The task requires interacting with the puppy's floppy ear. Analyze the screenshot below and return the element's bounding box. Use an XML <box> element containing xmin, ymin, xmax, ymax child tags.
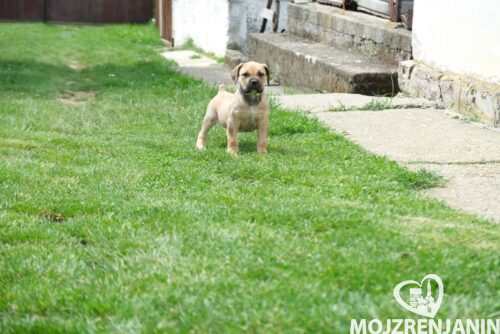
<box><xmin>231</xmin><ymin>63</ymin><xmax>243</xmax><ymax>83</ymax></box>
<box><xmin>263</xmin><ymin>64</ymin><xmax>270</xmax><ymax>86</ymax></box>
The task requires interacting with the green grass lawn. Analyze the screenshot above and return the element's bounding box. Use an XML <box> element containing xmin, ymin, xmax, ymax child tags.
<box><xmin>0</xmin><ymin>24</ymin><xmax>498</xmax><ymax>333</ymax></box>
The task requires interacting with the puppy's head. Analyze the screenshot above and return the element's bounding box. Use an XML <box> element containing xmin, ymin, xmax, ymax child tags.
<box><xmin>231</xmin><ymin>61</ymin><xmax>270</xmax><ymax>94</ymax></box>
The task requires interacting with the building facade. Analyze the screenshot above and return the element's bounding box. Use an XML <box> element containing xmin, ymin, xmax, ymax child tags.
<box><xmin>172</xmin><ymin>0</ymin><xmax>289</xmax><ymax>57</ymax></box>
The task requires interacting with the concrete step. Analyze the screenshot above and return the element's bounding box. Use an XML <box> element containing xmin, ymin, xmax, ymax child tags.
<box><xmin>249</xmin><ymin>32</ymin><xmax>398</xmax><ymax>95</ymax></box>
<box><xmin>162</xmin><ymin>50</ymin><xmax>313</xmax><ymax>96</ymax></box>
<box><xmin>287</xmin><ymin>2</ymin><xmax>411</xmax><ymax>64</ymax></box>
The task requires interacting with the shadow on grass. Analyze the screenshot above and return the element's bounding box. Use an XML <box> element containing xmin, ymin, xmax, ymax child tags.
<box><xmin>0</xmin><ymin>59</ymin><xmax>199</xmax><ymax>97</ymax></box>
<box><xmin>0</xmin><ymin>60</ymin><xmax>77</xmax><ymax>96</ymax></box>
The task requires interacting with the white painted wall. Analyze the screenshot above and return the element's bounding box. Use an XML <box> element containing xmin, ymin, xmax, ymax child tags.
<box><xmin>173</xmin><ymin>0</ymin><xmax>289</xmax><ymax>56</ymax></box>
<box><xmin>172</xmin><ymin>0</ymin><xmax>229</xmax><ymax>57</ymax></box>
<box><xmin>412</xmin><ymin>0</ymin><xmax>500</xmax><ymax>84</ymax></box>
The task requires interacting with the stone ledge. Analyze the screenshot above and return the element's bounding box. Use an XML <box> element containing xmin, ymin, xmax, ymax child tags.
<box><xmin>250</xmin><ymin>32</ymin><xmax>399</xmax><ymax>95</ymax></box>
<box><xmin>399</xmin><ymin>60</ymin><xmax>500</xmax><ymax>126</ymax></box>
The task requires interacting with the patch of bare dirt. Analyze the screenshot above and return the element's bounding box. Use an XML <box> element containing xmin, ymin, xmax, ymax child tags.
<box><xmin>69</xmin><ymin>60</ymin><xmax>86</xmax><ymax>70</ymax></box>
<box><xmin>0</xmin><ymin>138</ymin><xmax>36</xmax><ymax>150</ymax></box>
<box><xmin>42</xmin><ymin>212</ymin><xmax>65</xmax><ymax>224</ymax></box>
<box><xmin>57</xmin><ymin>91</ymin><xmax>96</xmax><ymax>106</ymax></box>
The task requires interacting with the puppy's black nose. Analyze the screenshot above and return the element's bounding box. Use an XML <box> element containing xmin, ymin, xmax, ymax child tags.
<box><xmin>250</xmin><ymin>79</ymin><xmax>258</xmax><ymax>85</ymax></box>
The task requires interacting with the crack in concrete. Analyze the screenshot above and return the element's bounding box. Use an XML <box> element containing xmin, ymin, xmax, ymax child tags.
<box><xmin>405</xmin><ymin>160</ymin><xmax>500</xmax><ymax>165</ymax></box>
<box><xmin>320</xmin><ymin>103</ymin><xmax>442</xmax><ymax>112</ymax></box>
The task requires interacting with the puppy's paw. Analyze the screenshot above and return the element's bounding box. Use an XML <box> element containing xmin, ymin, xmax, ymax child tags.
<box><xmin>196</xmin><ymin>140</ymin><xmax>206</xmax><ymax>150</ymax></box>
<box><xmin>257</xmin><ymin>146</ymin><xmax>267</xmax><ymax>154</ymax></box>
<box><xmin>226</xmin><ymin>148</ymin><xmax>239</xmax><ymax>155</ymax></box>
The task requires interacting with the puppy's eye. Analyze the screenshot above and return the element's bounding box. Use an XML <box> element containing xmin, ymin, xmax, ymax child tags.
<box><xmin>241</xmin><ymin>73</ymin><xmax>249</xmax><ymax>77</ymax></box>
<box><xmin>257</xmin><ymin>72</ymin><xmax>264</xmax><ymax>77</ymax></box>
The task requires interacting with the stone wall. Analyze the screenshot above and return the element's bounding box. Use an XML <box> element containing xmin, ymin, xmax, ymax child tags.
<box><xmin>399</xmin><ymin>61</ymin><xmax>500</xmax><ymax>126</ymax></box>
<box><xmin>228</xmin><ymin>0</ymin><xmax>289</xmax><ymax>54</ymax></box>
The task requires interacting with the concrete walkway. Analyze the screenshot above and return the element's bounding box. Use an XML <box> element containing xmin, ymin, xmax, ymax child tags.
<box><xmin>162</xmin><ymin>50</ymin><xmax>500</xmax><ymax>222</ymax></box>
<box><xmin>280</xmin><ymin>97</ymin><xmax>500</xmax><ymax>222</ymax></box>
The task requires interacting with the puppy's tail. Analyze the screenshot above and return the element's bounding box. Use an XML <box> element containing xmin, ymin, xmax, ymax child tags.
<box><xmin>218</xmin><ymin>84</ymin><xmax>225</xmax><ymax>92</ymax></box>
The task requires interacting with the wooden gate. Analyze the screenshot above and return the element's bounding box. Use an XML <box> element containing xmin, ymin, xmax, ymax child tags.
<box><xmin>156</xmin><ymin>0</ymin><xmax>173</xmax><ymax>46</ymax></box>
<box><xmin>0</xmin><ymin>0</ymin><xmax>153</xmax><ymax>23</ymax></box>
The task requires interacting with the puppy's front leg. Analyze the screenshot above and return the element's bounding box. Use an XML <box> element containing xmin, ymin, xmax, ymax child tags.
<box><xmin>226</xmin><ymin>117</ymin><xmax>239</xmax><ymax>155</ymax></box>
<box><xmin>257</xmin><ymin>119</ymin><xmax>268</xmax><ymax>153</ymax></box>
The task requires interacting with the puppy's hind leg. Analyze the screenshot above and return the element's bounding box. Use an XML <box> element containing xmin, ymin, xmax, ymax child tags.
<box><xmin>196</xmin><ymin>106</ymin><xmax>218</xmax><ymax>150</ymax></box>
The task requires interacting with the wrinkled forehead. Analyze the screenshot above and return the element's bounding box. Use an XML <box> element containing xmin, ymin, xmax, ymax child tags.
<box><xmin>240</xmin><ymin>62</ymin><xmax>266</xmax><ymax>75</ymax></box>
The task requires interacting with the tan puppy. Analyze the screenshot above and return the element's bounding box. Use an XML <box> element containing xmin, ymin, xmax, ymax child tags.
<box><xmin>196</xmin><ymin>61</ymin><xmax>270</xmax><ymax>154</ymax></box>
